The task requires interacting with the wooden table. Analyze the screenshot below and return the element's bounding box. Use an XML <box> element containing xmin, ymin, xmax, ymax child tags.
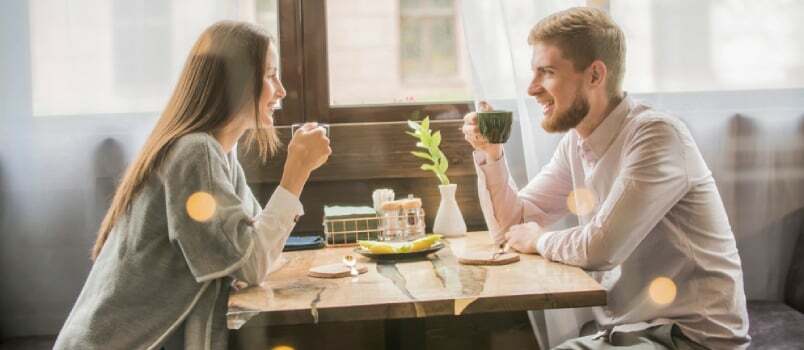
<box><xmin>228</xmin><ymin>231</ymin><xmax>606</xmax><ymax>330</ymax></box>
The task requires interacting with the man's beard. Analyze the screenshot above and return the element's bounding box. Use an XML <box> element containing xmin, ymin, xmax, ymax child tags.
<box><xmin>541</xmin><ymin>87</ymin><xmax>590</xmax><ymax>133</ymax></box>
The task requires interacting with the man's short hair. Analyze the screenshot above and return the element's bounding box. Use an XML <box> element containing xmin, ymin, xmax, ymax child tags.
<box><xmin>528</xmin><ymin>7</ymin><xmax>625</xmax><ymax>98</ymax></box>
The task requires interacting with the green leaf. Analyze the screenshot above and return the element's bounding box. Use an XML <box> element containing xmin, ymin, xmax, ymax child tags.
<box><xmin>432</xmin><ymin>130</ymin><xmax>442</xmax><ymax>147</ymax></box>
<box><xmin>436</xmin><ymin>150</ymin><xmax>449</xmax><ymax>172</ymax></box>
<box><xmin>411</xmin><ymin>151</ymin><xmax>433</xmax><ymax>161</ymax></box>
<box><xmin>419</xmin><ymin>129</ymin><xmax>430</xmax><ymax>144</ymax></box>
<box><xmin>434</xmin><ymin>148</ymin><xmax>444</xmax><ymax>160</ymax></box>
<box><xmin>427</xmin><ymin>149</ymin><xmax>438</xmax><ymax>160</ymax></box>
<box><xmin>437</xmin><ymin>173</ymin><xmax>450</xmax><ymax>186</ymax></box>
<box><xmin>440</xmin><ymin>157</ymin><xmax>449</xmax><ymax>173</ymax></box>
<box><xmin>406</xmin><ymin>115</ymin><xmax>451</xmax><ymax>185</ymax></box>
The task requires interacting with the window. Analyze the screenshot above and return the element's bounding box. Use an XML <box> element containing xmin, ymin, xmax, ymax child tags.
<box><xmin>254</xmin><ymin>0</ymin><xmax>283</xmax><ymax>112</ymax></box>
<box><xmin>610</xmin><ymin>0</ymin><xmax>804</xmax><ymax>93</ymax></box>
<box><xmin>30</xmin><ymin>0</ymin><xmax>471</xmax><ymax>122</ymax></box>
<box><xmin>400</xmin><ymin>0</ymin><xmax>460</xmax><ymax>81</ymax></box>
<box><xmin>323</xmin><ymin>0</ymin><xmax>472</xmax><ymax>119</ymax></box>
<box><xmin>29</xmin><ymin>0</ymin><xmax>278</xmax><ymax>117</ymax></box>
<box><xmin>256</xmin><ymin>0</ymin><xmax>279</xmax><ymax>36</ymax></box>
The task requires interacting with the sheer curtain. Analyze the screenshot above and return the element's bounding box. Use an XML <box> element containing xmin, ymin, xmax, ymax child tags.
<box><xmin>459</xmin><ymin>0</ymin><xmax>804</xmax><ymax>347</ymax></box>
<box><xmin>0</xmin><ymin>0</ymin><xmax>270</xmax><ymax>337</ymax></box>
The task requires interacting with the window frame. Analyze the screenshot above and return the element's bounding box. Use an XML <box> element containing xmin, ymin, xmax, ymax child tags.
<box><xmin>271</xmin><ymin>0</ymin><xmax>305</xmax><ymax>126</ymax></box>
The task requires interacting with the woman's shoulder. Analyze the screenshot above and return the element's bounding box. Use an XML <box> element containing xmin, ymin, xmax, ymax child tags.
<box><xmin>172</xmin><ymin>132</ymin><xmax>223</xmax><ymax>153</ymax></box>
<box><xmin>162</xmin><ymin>132</ymin><xmax>227</xmax><ymax>170</ymax></box>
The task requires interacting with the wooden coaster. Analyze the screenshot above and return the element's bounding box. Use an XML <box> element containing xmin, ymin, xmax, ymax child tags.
<box><xmin>308</xmin><ymin>263</ymin><xmax>369</xmax><ymax>278</ymax></box>
<box><xmin>458</xmin><ymin>251</ymin><xmax>520</xmax><ymax>266</ymax></box>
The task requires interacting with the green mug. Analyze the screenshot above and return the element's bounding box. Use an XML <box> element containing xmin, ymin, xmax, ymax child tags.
<box><xmin>478</xmin><ymin>110</ymin><xmax>513</xmax><ymax>144</ymax></box>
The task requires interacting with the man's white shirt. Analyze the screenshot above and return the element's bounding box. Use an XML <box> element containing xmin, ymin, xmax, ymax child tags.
<box><xmin>474</xmin><ymin>96</ymin><xmax>750</xmax><ymax>349</ymax></box>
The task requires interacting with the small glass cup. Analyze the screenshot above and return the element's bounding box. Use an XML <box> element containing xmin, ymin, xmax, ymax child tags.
<box><xmin>291</xmin><ymin>122</ymin><xmax>330</xmax><ymax>138</ymax></box>
<box><xmin>372</xmin><ymin>188</ymin><xmax>395</xmax><ymax>214</ymax></box>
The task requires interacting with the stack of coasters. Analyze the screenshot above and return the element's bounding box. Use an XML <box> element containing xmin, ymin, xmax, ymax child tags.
<box><xmin>323</xmin><ymin>205</ymin><xmax>381</xmax><ymax>245</ymax></box>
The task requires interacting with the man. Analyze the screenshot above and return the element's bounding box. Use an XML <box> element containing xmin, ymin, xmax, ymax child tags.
<box><xmin>462</xmin><ymin>7</ymin><xmax>749</xmax><ymax>350</ymax></box>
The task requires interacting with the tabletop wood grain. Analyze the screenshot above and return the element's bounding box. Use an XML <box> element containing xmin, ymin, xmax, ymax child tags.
<box><xmin>227</xmin><ymin>231</ymin><xmax>606</xmax><ymax>329</ymax></box>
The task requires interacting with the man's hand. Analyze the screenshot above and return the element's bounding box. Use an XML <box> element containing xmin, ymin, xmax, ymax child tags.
<box><xmin>462</xmin><ymin>101</ymin><xmax>503</xmax><ymax>161</ymax></box>
<box><xmin>504</xmin><ymin>222</ymin><xmax>546</xmax><ymax>254</ymax></box>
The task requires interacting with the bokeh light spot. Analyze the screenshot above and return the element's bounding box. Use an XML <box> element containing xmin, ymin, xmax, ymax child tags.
<box><xmin>567</xmin><ymin>188</ymin><xmax>598</xmax><ymax>216</ymax></box>
<box><xmin>649</xmin><ymin>277</ymin><xmax>677</xmax><ymax>305</ymax></box>
<box><xmin>186</xmin><ymin>192</ymin><xmax>216</xmax><ymax>222</ymax></box>
<box><xmin>272</xmin><ymin>346</ymin><xmax>295</xmax><ymax>350</ymax></box>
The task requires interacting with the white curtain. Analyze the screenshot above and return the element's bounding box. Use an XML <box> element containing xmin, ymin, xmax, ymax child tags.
<box><xmin>0</xmin><ymin>0</ymin><xmax>268</xmax><ymax>337</ymax></box>
<box><xmin>459</xmin><ymin>0</ymin><xmax>804</xmax><ymax>348</ymax></box>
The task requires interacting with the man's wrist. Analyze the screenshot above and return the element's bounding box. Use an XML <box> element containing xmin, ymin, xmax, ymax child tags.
<box><xmin>530</xmin><ymin>238</ymin><xmax>541</xmax><ymax>254</ymax></box>
<box><xmin>531</xmin><ymin>231</ymin><xmax>550</xmax><ymax>255</ymax></box>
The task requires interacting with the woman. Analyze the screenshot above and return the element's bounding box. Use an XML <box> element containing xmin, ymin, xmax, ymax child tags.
<box><xmin>54</xmin><ymin>21</ymin><xmax>330</xmax><ymax>349</ymax></box>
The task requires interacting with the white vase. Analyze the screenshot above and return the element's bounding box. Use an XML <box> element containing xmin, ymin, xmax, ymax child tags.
<box><xmin>433</xmin><ymin>184</ymin><xmax>467</xmax><ymax>237</ymax></box>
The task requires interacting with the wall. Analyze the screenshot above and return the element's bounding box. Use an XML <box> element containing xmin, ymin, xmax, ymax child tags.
<box><xmin>0</xmin><ymin>0</ymin><xmax>158</xmax><ymax>338</ymax></box>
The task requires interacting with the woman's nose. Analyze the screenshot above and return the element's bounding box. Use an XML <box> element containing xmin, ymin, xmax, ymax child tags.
<box><xmin>276</xmin><ymin>81</ymin><xmax>287</xmax><ymax>98</ymax></box>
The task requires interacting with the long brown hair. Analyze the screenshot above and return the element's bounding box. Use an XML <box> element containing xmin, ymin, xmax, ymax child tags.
<box><xmin>92</xmin><ymin>21</ymin><xmax>279</xmax><ymax>260</ymax></box>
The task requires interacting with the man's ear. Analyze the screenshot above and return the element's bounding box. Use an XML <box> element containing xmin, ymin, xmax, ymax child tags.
<box><xmin>588</xmin><ymin>60</ymin><xmax>607</xmax><ymax>87</ymax></box>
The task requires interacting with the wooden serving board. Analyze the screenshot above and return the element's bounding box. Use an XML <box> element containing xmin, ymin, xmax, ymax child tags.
<box><xmin>458</xmin><ymin>251</ymin><xmax>520</xmax><ymax>266</ymax></box>
<box><xmin>308</xmin><ymin>263</ymin><xmax>369</xmax><ymax>278</ymax></box>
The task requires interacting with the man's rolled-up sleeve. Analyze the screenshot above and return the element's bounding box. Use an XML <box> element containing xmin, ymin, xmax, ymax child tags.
<box><xmin>475</xmin><ymin>136</ymin><xmax>574</xmax><ymax>243</ymax></box>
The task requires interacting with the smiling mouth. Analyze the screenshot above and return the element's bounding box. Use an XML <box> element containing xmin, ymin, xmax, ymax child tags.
<box><xmin>538</xmin><ymin>100</ymin><xmax>555</xmax><ymax>114</ymax></box>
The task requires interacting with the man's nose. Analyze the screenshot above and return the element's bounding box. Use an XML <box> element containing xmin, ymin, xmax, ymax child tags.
<box><xmin>527</xmin><ymin>79</ymin><xmax>543</xmax><ymax>97</ymax></box>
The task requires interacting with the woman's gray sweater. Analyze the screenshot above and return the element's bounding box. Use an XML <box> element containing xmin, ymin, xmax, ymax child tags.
<box><xmin>54</xmin><ymin>133</ymin><xmax>302</xmax><ymax>349</ymax></box>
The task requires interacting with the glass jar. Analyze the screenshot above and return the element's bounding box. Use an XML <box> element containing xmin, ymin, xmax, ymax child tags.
<box><xmin>403</xmin><ymin>207</ymin><xmax>425</xmax><ymax>241</ymax></box>
<box><xmin>401</xmin><ymin>197</ymin><xmax>425</xmax><ymax>240</ymax></box>
<box><xmin>380</xmin><ymin>201</ymin><xmax>404</xmax><ymax>241</ymax></box>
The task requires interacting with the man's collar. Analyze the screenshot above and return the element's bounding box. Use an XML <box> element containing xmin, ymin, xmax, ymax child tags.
<box><xmin>576</xmin><ymin>94</ymin><xmax>631</xmax><ymax>160</ymax></box>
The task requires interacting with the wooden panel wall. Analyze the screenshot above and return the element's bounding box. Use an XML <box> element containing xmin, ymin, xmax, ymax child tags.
<box><xmin>239</xmin><ymin>120</ymin><xmax>487</xmax><ymax>234</ymax></box>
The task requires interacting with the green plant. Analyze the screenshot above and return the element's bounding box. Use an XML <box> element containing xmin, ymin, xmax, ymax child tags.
<box><xmin>407</xmin><ymin>117</ymin><xmax>450</xmax><ymax>185</ymax></box>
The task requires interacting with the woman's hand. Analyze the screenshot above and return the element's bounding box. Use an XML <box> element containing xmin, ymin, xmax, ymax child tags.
<box><xmin>280</xmin><ymin>123</ymin><xmax>331</xmax><ymax>196</ymax></box>
<box><xmin>288</xmin><ymin>123</ymin><xmax>331</xmax><ymax>172</ymax></box>
<box><xmin>462</xmin><ymin>101</ymin><xmax>503</xmax><ymax>161</ymax></box>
